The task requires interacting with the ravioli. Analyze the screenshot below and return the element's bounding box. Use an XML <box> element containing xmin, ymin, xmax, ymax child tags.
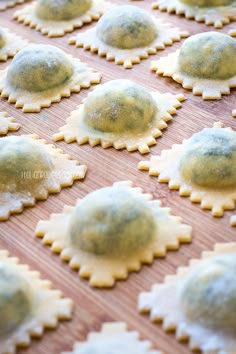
<box><xmin>0</xmin><ymin>249</ymin><xmax>73</xmax><ymax>354</ymax></box>
<box><xmin>151</xmin><ymin>32</ymin><xmax>236</xmax><ymax>99</ymax></box>
<box><xmin>35</xmin><ymin>181</ymin><xmax>192</xmax><ymax>287</ymax></box>
<box><xmin>0</xmin><ymin>44</ymin><xmax>101</xmax><ymax>112</ymax></box>
<box><xmin>54</xmin><ymin>79</ymin><xmax>186</xmax><ymax>154</ymax></box>
<box><xmin>0</xmin><ymin>111</ymin><xmax>20</xmax><ymax>135</ymax></box>
<box><xmin>0</xmin><ymin>27</ymin><xmax>28</xmax><ymax>61</ymax></box>
<box><xmin>139</xmin><ymin>122</ymin><xmax>236</xmax><ymax>216</ymax></box>
<box><xmin>61</xmin><ymin>322</ymin><xmax>161</xmax><ymax>354</ymax></box>
<box><xmin>0</xmin><ymin>135</ymin><xmax>87</xmax><ymax>221</ymax></box>
<box><xmin>152</xmin><ymin>0</ymin><xmax>236</xmax><ymax>28</ymax></box>
<box><xmin>14</xmin><ymin>0</ymin><xmax>112</xmax><ymax>37</ymax></box>
<box><xmin>139</xmin><ymin>242</ymin><xmax>236</xmax><ymax>353</ymax></box>
<box><xmin>69</xmin><ymin>5</ymin><xmax>188</xmax><ymax>68</ymax></box>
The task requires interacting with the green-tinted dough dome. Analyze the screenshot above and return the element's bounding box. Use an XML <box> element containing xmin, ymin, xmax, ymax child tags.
<box><xmin>0</xmin><ymin>264</ymin><xmax>32</xmax><ymax>336</ymax></box>
<box><xmin>69</xmin><ymin>186</ymin><xmax>157</xmax><ymax>256</ymax></box>
<box><xmin>0</xmin><ymin>136</ymin><xmax>53</xmax><ymax>191</ymax></box>
<box><xmin>179</xmin><ymin>128</ymin><xmax>236</xmax><ymax>188</ymax></box>
<box><xmin>180</xmin><ymin>0</ymin><xmax>233</xmax><ymax>7</ymax></box>
<box><xmin>0</xmin><ymin>28</ymin><xmax>6</xmax><ymax>49</ymax></box>
<box><xmin>36</xmin><ymin>0</ymin><xmax>92</xmax><ymax>21</ymax></box>
<box><xmin>96</xmin><ymin>6</ymin><xmax>157</xmax><ymax>49</ymax></box>
<box><xmin>178</xmin><ymin>254</ymin><xmax>236</xmax><ymax>330</ymax></box>
<box><xmin>6</xmin><ymin>44</ymin><xmax>74</xmax><ymax>92</ymax></box>
<box><xmin>178</xmin><ymin>32</ymin><xmax>236</xmax><ymax>80</ymax></box>
<box><xmin>83</xmin><ymin>79</ymin><xmax>157</xmax><ymax>134</ymax></box>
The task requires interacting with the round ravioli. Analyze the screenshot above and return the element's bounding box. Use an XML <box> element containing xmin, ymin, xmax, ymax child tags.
<box><xmin>0</xmin><ymin>136</ymin><xmax>53</xmax><ymax>191</ymax></box>
<box><xmin>6</xmin><ymin>44</ymin><xmax>74</xmax><ymax>92</ymax></box>
<box><xmin>180</xmin><ymin>0</ymin><xmax>233</xmax><ymax>6</ymax></box>
<box><xmin>69</xmin><ymin>186</ymin><xmax>157</xmax><ymax>256</ymax></box>
<box><xmin>178</xmin><ymin>253</ymin><xmax>236</xmax><ymax>330</ymax></box>
<box><xmin>0</xmin><ymin>263</ymin><xmax>32</xmax><ymax>335</ymax></box>
<box><xmin>35</xmin><ymin>0</ymin><xmax>92</xmax><ymax>21</ymax></box>
<box><xmin>83</xmin><ymin>79</ymin><xmax>157</xmax><ymax>134</ymax></box>
<box><xmin>178</xmin><ymin>32</ymin><xmax>236</xmax><ymax>80</ymax></box>
<box><xmin>96</xmin><ymin>5</ymin><xmax>158</xmax><ymax>49</ymax></box>
<box><xmin>178</xmin><ymin>128</ymin><xmax>236</xmax><ymax>188</ymax></box>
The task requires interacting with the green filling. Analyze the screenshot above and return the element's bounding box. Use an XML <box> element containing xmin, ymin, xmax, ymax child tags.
<box><xmin>69</xmin><ymin>186</ymin><xmax>157</xmax><ymax>256</ymax></box>
<box><xmin>180</xmin><ymin>0</ymin><xmax>233</xmax><ymax>6</ymax></box>
<box><xmin>0</xmin><ymin>136</ymin><xmax>53</xmax><ymax>191</ymax></box>
<box><xmin>179</xmin><ymin>128</ymin><xmax>236</xmax><ymax>188</ymax></box>
<box><xmin>178</xmin><ymin>253</ymin><xmax>236</xmax><ymax>330</ymax></box>
<box><xmin>96</xmin><ymin>5</ymin><xmax>157</xmax><ymax>49</ymax></box>
<box><xmin>178</xmin><ymin>32</ymin><xmax>236</xmax><ymax>80</ymax></box>
<box><xmin>0</xmin><ymin>264</ymin><xmax>32</xmax><ymax>336</ymax></box>
<box><xmin>36</xmin><ymin>0</ymin><xmax>92</xmax><ymax>21</ymax></box>
<box><xmin>83</xmin><ymin>79</ymin><xmax>157</xmax><ymax>134</ymax></box>
<box><xmin>6</xmin><ymin>44</ymin><xmax>74</xmax><ymax>92</ymax></box>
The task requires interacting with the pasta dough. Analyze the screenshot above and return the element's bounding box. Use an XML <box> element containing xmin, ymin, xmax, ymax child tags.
<box><xmin>0</xmin><ymin>111</ymin><xmax>20</xmax><ymax>135</ymax></box>
<box><xmin>139</xmin><ymin>122</ymin><xmax>236</xmax><ymax>216</ymax></box>
<box><xmin>69</xmin><ymin>5</ymin><xmax>188</xmax><ymax>68</ymax></box>
<box><xmin>54</xmin><ymin>79</ymin><xmax>186</xmax><ymax>154</ymax></box>
<box><xmin>0</xmin><ymin>27</ymin><xmax>28</xmax><ymax>61</ymax></box>
<box><xmin>35</xmin><ymin>181</ymin><xmax>192</xmax><ymax>287</ymax></box>
<box><xmin>151</xmin><ymin>32</ymin><xmax>236</xmax><ymax>99</ymax></box>
<box><xmin>0</xmin><ymin>44</ymin><xmax>101</xmax><ymax>112</ymax></box>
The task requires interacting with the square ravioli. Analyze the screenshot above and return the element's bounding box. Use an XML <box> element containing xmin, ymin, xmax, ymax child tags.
<box><xmin>0</xmin><ymin>44</ymin><xmax>101</xmax><ymax>113</ymax></box>
<box><xmin>69</xmin><ymin>5</ymin><xmax>188</xmax><ymax>69</ymax></box>
<box><xmin>0</xmin><ymin>249</ymin><xmax>73</xmax><ymax>354</ymax></box>
<box><xmin>62</xmin><ymin>322</ymin><xmax>162</xmax><ymax>354</ymax></box>
<box><xmin>139</xmin><ymin>122</ymin><xmax>236</xmax><ymax>217</ymax></box>
<box><xmin>35</xmin><ymin>181</ymin><xmax>192</xmax><ymax>288</ymax></box>
<box><xmin>0</xmin><ymin>112</ymin><xmax>20</xmax><ymax>135</ymax></box>
<box><xmin>13</xmin><ymin>0</ymin><xmax>112</xmax><ymax>38</ymax></box>
<box><xmin>138</xmin><ymin>242</ymin><xmax>236</xmax><ymax>353</ymax></box>
<box><xmin>152</xmin><ymin>0</ymin><xmax>236</xmax><ymax>28</ymax></box>
<box><xmin>0</xmin><ymin>134</ymin><xmax>87</xmax><ymax>221</ymax></box>
<box><xmin>151</xmin><ymin>32</ymin><xmax>236</xmax><ymax>99</ymax></box>
<box><xmin>53</xmin><ymin>79</ymin><xmax>185</xmax><ymax>154</ymax></box>
<box><xmin>0</xmin><ymin>27</ymin><xmax>28</xmax><ymax>62</ymax></box>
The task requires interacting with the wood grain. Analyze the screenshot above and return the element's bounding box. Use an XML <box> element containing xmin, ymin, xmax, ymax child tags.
<box><xmin>0</xmin><ymin>2</ymin><xmax>236</xmax><ymax>353</ymax></box>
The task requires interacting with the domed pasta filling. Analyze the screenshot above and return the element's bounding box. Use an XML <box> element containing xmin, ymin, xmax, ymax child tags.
<box><xmin>6</xmin><ymin>44</ymin><xmax>74</xmax><ymax>92</ymax></box>
<box><xmin>179</xmin><ymin>128</ymin><xmax>236</xmax><ymax>188</ymax></box>
<box><xmin>0</xmin><ymin>29</ymin><xmax>6</xmax><ymax>49</ymax></box>
<box><xmin>178</xmin><ymin>32</ymin><xmax>236</xmax><ymax>80</ymax></box>
<box><xmin>0</xmin><ymin>136</ymin><xmax>53</xmax><ymax>191</ymax></box>
<box><xmin>35</xmin><ymin>0</ymin><xmax>92</xmax><ymax>21</ymax></box>
<box><xmin>83</xmin><ymin>80</ymin><xmax>157</xmax><ymax>134</ymax></box>
<box><xmin>0</xmin><ymin>264</ymin><xmax>32</xmax><ymax>336</ymax></box>
<box><xmin>178</xmin><ymin>254</ymin><xmax>236</xmax><ymax>330</ymax></box>
<box><xmin>69</xmin><ymin>186</ymin><xmax>157</xmax><ymax>256</ymax></box>
<box><xmin>96</xmin><ymin>6</ymin><xmax>157</xmax><ymax>49</ymax></box>
<box><xmin>180</xmin><ymin>0</ymin><xmax>233</xmax><ymax>6</ymax></box>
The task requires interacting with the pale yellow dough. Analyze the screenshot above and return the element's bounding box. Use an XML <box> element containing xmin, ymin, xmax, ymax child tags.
<box><xmin>233</xmin><ymin>109</ymin><xmax>236</xmax><ymax>117</ymax></box>
<box><xmin>53</xmin><ymin>79</ymin><xmax>186</xmax><ymax>154</ymax></box>
<box><xmin>0</xmin><ymin>249</ymin><xmax>73</xmax><ymax>354</ymax></box>
<box><xmin>0</xmin><ymin>44</ymin><xmax>101</xmax><ymax>113</ymax></box>
<box><xmin>0</xmin><ymin>112</ymin><xmax>20</xmax><ymax>135</ymax></box>
<box><xmin>151</xmin><ymin>32</ymin><xmax>236</xmax><ymax>99</ymax></box>
<box><xmin>139</xmin><ymin>122</ymin><xmax>236</xmax><ymax>217</ymax></box>
<box><xmin>139</xmin><ymin>242</ymin><xmax>236</xmax><ymax>353</ymax></box>
<box><xmin>0</xmin><ymin>134</ymin><xmax>87</xmax><ymax>221</ymax></box>
<box><xmin>62</xmin><ymin>322</ymin><xmax>162</xmax><ymax>354</ymax></box>
<box><xmin>0</xmin><ymin>0</ymin><xmax>27</xmax><ymax>11</ymax></box>
<box><xmin>152</xmin><ymin>0</ymin><xmax>236</xmax><ymax>28</ymax></box>
<box><xmin>69</xmin><ymin>5</ymin><xmax>188</xmax><ymax>69</ymax></box>
<box><xmin>0</xmin><ymin>27</ymin><xmax>28</xmax><ymax>62</ymax></box>
<box><xmin>35</xmin><ymin>181</ymin><xmax>192</xmax><ymax>288</ymax></box>
<box><xmin>13</xmin><ymin>0</ymin><xmax>112</xmax><ymax>38</ymax></box>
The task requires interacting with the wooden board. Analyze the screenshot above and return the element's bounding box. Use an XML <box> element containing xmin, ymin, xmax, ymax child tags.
<box><xmin>0</xmin><ymin>2</ymin><xmax>236</xmax><ymax>353</ymax></box>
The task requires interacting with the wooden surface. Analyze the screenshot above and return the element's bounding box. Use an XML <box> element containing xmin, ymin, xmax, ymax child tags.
<box><xmin>0</xmin><ymin>2</ymin><xmax>236</xmax><ymax>353</ymax></box>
